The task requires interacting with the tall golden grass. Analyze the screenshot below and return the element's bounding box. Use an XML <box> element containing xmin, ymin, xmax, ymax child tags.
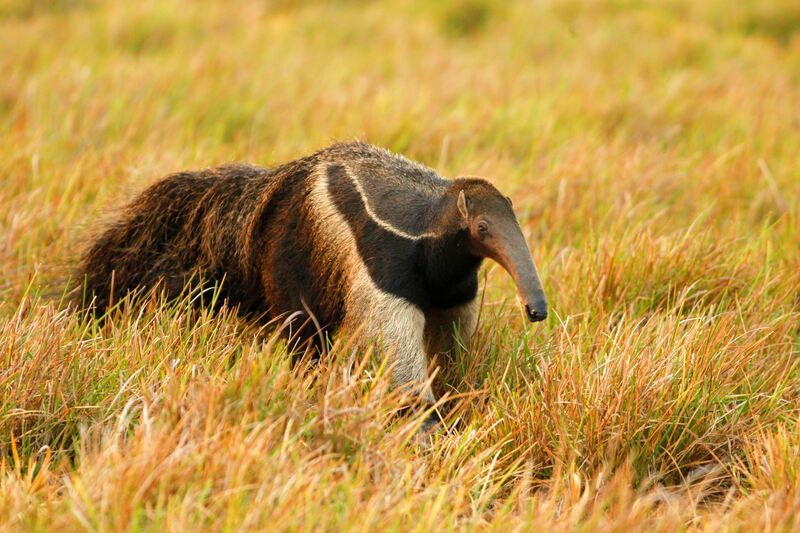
<box><xmin>2</xmin><ymin>0</ymin><xmax>799</xmax><ymax>529</ymax></box>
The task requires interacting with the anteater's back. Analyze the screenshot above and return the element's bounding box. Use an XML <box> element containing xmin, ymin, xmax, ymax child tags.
<box><xmin>76</xmin><ymin>141</ymin><xmax>447</xmax><ymax>324</ymax></box>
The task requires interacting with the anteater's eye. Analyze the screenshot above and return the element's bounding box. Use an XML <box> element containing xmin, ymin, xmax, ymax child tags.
<box><xmin>506</xmin><ymin>196</ymin><xmax>513</xmax><ymax>206</ymax></box>
<box><xmin>477</xmin><ymin>220</ymin><xmax>489</xmax><ymax>235</ymax></box>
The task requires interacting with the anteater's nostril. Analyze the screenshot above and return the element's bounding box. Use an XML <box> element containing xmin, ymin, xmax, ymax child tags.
<box><xmin>525</xmin><ymin>304</ymin><xmax>548</xmax><ymax>322</ymax></box>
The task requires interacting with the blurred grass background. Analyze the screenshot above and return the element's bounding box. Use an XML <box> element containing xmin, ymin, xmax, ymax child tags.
<box><xmin>1</xmin><ymin>0</ymin><xmax>800</xmax><ymax>530</ymax></box>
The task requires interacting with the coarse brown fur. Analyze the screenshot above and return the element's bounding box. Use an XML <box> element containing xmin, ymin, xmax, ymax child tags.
<box><xmin>79</xmin><ymin>147</ymin><xmax>342</xmax><ymax>327</ymax></box>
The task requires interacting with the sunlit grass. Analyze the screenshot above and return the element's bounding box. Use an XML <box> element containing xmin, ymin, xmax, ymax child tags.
<box><xmin>2</xmin><ymin>0</ymin><xmax>800</xmax><ymax>529</ymax></box>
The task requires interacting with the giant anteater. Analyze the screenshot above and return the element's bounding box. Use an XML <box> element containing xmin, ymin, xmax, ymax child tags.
<box><xmin>78</xmin><ymin>141</ymin><xmax>548</xmax><ymax>429</ymax></box>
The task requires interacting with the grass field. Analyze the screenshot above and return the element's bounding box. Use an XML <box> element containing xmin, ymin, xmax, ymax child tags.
<box><xmin>2</xmin><ymin>0</ymin><xmax>800</xmax><ymax>530</ymax></box>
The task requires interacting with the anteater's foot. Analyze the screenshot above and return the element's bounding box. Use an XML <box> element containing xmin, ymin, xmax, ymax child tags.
<box><xmin>397</xmin><ymin>405</ymin><xmax>445</xmax><ymax>435</ymax></box>
<box><xmin>419</xmin><ymin>409</ymin><xmax>444</xmax><ymax>434</ymax></box>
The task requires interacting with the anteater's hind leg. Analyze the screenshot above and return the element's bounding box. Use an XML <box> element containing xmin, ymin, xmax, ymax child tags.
<box><xmin>264</xmin><ymin>296</ymin><xmax>334</xmax><ymax>368</ymax></box>
<box><xmin>282</xmin><ymin>314</ymin><xmax>332</xmax><ymax>367</ymax></box>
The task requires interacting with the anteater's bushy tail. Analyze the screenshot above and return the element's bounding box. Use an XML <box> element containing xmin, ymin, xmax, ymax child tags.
<box><xmin>75</xmin><ymin>172</ymin><xmax>219</xmax><ymax>313</ymax></box>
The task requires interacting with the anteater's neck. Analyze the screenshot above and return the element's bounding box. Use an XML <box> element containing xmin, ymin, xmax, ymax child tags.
<box><xmin>421</xmin><ymin>229</ymin><xmax>482</xmax><ymax>309</ymax></box>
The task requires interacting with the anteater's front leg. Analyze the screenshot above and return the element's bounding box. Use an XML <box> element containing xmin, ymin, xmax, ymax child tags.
<box><xmin>424</xmin><ymin>300</ymin><xmax>479</xmax><ymax>360</ymax></box>
<box><xmin>346</xmin><ymin>287</ymin><xmax>439</xmax><ymax>429</ymax></box>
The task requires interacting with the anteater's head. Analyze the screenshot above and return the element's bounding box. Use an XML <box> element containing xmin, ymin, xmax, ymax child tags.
<box><xmin>449</xmin><ymin>177</ymin><xmax>548</xmax><ymax>322</ymax></box>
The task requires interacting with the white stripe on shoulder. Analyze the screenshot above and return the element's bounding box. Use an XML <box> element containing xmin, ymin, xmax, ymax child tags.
<box><xmin>339</xmin><ymin>165</ymin><xmax>439</xmax><ymax>241</ymax></box>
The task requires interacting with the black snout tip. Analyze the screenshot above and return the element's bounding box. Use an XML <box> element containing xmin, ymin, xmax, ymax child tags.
<box><xmin>525</xmin><ymin>303</ymin><xmax>548</xmax><ymax>322</ymax></box>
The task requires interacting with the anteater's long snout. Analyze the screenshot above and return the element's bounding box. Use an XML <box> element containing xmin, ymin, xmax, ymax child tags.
<box><xmin>491</xmin><ymin>221</ymin><xmax>548</xmax><ymax>323</ymax></box>
<box><xmin>525</xmin><ymin>300</ymin><xmax>548</xmax><ymax>322</ymax></box>
<box><xmin>514</xmin><ymin>259</ymin><xmax>547</xmax><ymax>323</ymax></box>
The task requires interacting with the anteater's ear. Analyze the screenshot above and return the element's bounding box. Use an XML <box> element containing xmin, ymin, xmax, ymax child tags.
<box><xmin>457</xmin><ymin>190</ymin><xmax>469</xmax><ymax>220</ymax></box>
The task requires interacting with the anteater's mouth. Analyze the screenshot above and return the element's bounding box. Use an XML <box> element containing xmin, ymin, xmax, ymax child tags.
<box><xmin>524</xmin><ymin>302</ymin><xmax>548</xmax><ymax>322</ymax></box>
